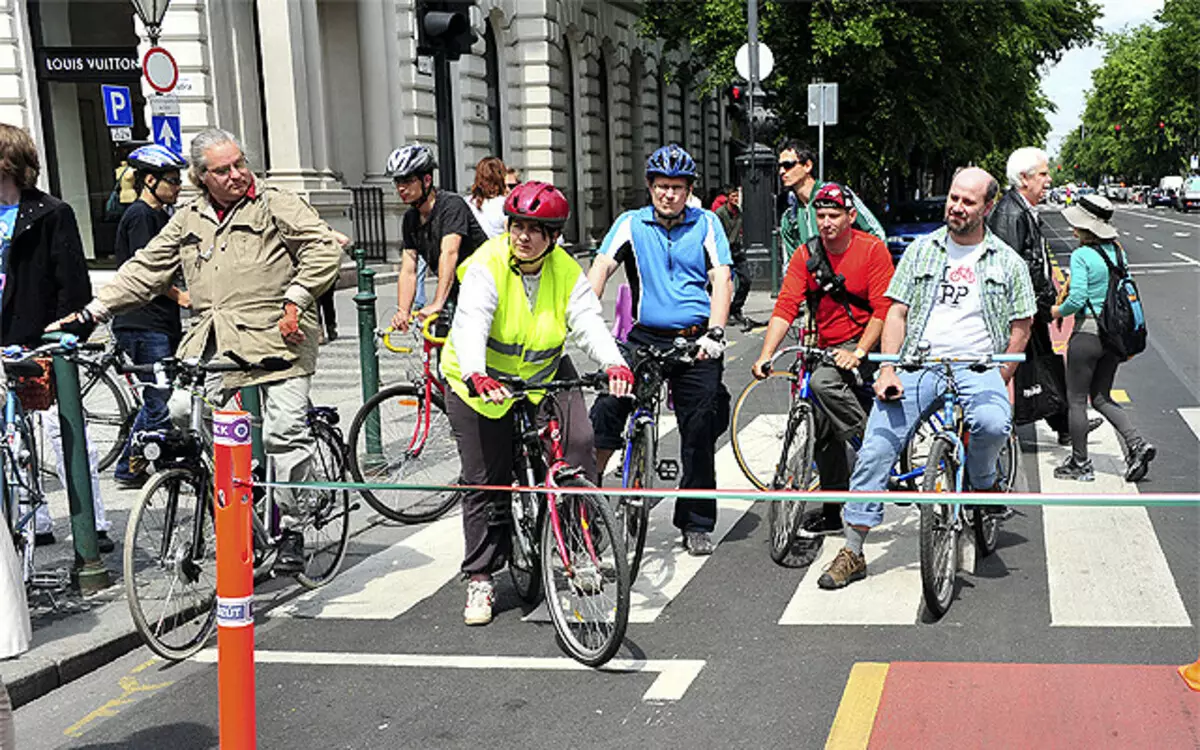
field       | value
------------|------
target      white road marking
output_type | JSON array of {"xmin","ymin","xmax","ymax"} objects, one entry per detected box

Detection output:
[
  {"xmin": 780, "ymin": 505, "xmax": 923, "ymax": 625},
  {"xmin": 1121, "ymin": 231, "xmax": 1131, "ymax": 236},
  {"xmin": 1170, "ymin": 252, "xmax": 1200, "ymax": 267},
  {"xmin": 1135, "ymin": 236, "xmax": 1145, "ymax": 242},
  {"xmin": 1129, "ymin": 261, "xmax": 1195, "ymax": 269},
  {"xmin": 280, "ymin": 513, "xmax": 463, "ymax": 620},
  {"xmin": 1115, "ymin": 207, "xmax": 1200, "ymax": 230},
  {"xmin": 1152, "ymin": 243, "xmax": 1163, "ymax": 249},
  {"xmin": 1036, "ymin": 422, "xmax": 1191, "ymax": 628},
  {"xmin": 1178, "ymin": 407, "xmax": 1200, "ymax": 441},
  {"xmin": 192, "ymin": 649, "xmax": 707, "ymax": 701},
  {"xmin": 1143, "ymin": 224, "xmax": 1158, "ymax": 228},
  {"xmin": 1175, "ymin": 231, "xmax": 1194, "ymax": 238}
]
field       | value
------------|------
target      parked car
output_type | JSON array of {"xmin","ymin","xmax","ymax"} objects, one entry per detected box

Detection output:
[
  {"xmin": 883, "ymin": 197, "xmax": 945, "ymax": 261},
  {"xmin": 1151, "ymin": 188, "xmax": 1177, "ymax": 208},
  {"xmin": 1177, "ymin": 176, "xmax": 1200, "ymax": 213}
]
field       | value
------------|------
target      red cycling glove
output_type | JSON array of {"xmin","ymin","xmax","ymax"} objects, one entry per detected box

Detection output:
[
  {"xmin": 606, "ymin": 364, "xmax": 634, "ymax": 387},
  {"xmin": 465, "ymin": 373, "xmax": 505, "ymax": 398}
]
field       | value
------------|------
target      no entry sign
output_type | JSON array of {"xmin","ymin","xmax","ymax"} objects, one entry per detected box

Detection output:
[{"xmin": 142, "ymin": 46, "xmax": 178, "ymax": 93}]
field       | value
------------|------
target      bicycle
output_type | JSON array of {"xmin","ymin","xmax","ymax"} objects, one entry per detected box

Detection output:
[
  {"xmin": 732, "ymin": 345, "xmax": 929, "ymax": 563},
  {"xmin": 613, "ymin": 337, "xmax": 695, "ymax": 581},
  {"xmin": 72, "ymin": 330, "xmax": 140, "ymax": 473},
  {"xmin": 346, "ymin": 314, "xmax": 460, "ymax": 523},
  {"xmin": 871, "ymin": 348, "xmax": 1023, "ymax": 618},
  {"xmin": 500, "ymin": 372, "xmax": 630, "ymax": 667},
  {"xmin": 122, "ymin": 353, "xmax": 352, "ymax": 660}
]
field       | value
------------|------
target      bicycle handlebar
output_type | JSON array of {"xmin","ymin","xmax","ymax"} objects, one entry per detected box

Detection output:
[
  {"xmin": 379, "ymin": 313, "xmax": 446, "ymax": 353},
  {"xmin": 121, "ymin": 352, "xmax": 293, "ymax": 391},
  {"xmin": 496, "ymin": 371, "xmax": 608, "ymax": 399},
  {"xmin": 869, "ymin": 352, "xmax": 1026, "ymax": 370}
]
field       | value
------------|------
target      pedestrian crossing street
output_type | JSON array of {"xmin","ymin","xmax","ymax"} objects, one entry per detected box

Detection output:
[{"xmin": 276, "ymin": 408, "xmax": 1196, "ymax": 633}]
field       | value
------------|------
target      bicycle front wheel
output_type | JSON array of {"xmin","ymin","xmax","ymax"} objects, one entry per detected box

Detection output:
[
  {"xmin": 767, "ymin": 403, "xmax": 815, "ymax": 564},
  {"xmin": 617, "ymin": 422, "xmax": 653, "ymax": 581},
  {"xmin": 508, "ymin": 485, "xmax": 542, "ymax": 603},
  {"xmin": 5, "ymin": 412, "xmax": 43, "ymax": 587},
  {"xmin": 732, "ymin": 372, "xmax": 799, "ymax": 490},
  {"xmin": 919, "ymin": 437, "xmax": 961, "ymax": 618},
  {"xmin": 81, "ymin": 366, "xmax": 135, "ymax": 472},
  {"xmin": 541, "ymin": 477, "xmax": 630, "ymax": 667},
  {"xmin": 347, "ymin": 383, "xmax": 460, "ymax": 523},
  {"xmin": 296, "ymin": 422, "xmax": 351, "ymax": 589},
  {"xmin": 124, "ymin": 467, "xmax": 217, "ymax": 660}
]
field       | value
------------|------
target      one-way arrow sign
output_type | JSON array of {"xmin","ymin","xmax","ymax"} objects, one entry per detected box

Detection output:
[{"xmin": 151, "ymin": 114, "xmax": 182, "ymax": 155}]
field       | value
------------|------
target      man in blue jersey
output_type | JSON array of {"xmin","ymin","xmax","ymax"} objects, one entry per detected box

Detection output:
[{"xmin": 588, "ymin": 144, "xmax": 733, "ymax": 556}]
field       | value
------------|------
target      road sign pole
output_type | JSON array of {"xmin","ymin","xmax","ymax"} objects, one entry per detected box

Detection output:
[{"xmin": 818, "ymin": 95, "xmax": 826, "ymax": 183}]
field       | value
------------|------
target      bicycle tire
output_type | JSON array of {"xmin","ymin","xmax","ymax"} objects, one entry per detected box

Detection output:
[
  {"xmin": 347, "ymin": 382, "xmax": 460, "ymax": 523},
  {"xmin": 541, "ymin": 476, "xmax": 630, "ymax": 667},
  {"xmin": 508, "ymin": 486, "xmax": 542, "ymax": 603},
  {"xmin": 919, "ymin": 437, "xmax": 960, "ymax": 618},
  {"xmin": 971, "ymin": 433, "xmax": 1017, "ymax": 557},
  {"xmin": 5, "ymin": 411, "xmax": 42, "ymax": 587},
  {"xmin": 767, "ymin": 403, "xmax": 814, "ymax": 564},
  {"xmin": 618, "ymin": 422, "xmax": 653, "ymax": 581},
  {"xmin": 296, "ymin": 422, "xmax": 351, "ymax": 589},
  {"xmin": 80, "ymin": 366, "xmax": 135, "ymax": 473},
  {"xmin": 731, "ymin": 372, "xmax": 799, "ymax": 490},
  {"xmin": 124, "ymin": 467, "xmax": 218, "ymax": 660}
]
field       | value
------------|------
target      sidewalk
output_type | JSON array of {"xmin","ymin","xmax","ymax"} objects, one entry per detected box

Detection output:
[{"xmin": 2, "ymin": 264, "xmax": 781, "ymax": 708}]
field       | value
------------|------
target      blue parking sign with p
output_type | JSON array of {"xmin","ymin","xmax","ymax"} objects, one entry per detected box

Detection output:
[{"xmin": 101, "ymin": 85, "xmax": 133, "ymax": 128}]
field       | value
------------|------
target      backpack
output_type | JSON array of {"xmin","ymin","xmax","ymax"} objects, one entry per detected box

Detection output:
[
  {"xmin": 103, "ymin": 166, "xmax": 130, "ymax": 222},
  {"xmin": 1086, "ymin": 243, "xmax": 1146, "ymax": 360},
  {"xmin": 803, "ymin": 236, "xmax": 873, "ymax": 326}
]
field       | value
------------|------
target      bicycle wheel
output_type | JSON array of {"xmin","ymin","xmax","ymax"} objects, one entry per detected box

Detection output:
[
  {"xmin": 5, "ymin": 413, "xmax": 42, "ymax": 587},
  {"xmin": 971, "ymin": 433, "xmax": 1017, "ymax": 557},
  {"xmin": 767, "ymin": 403, "xmax": 815, "ymax": 564},
  {"xmin": 81, "ymin": 366, "xmax": 135, "ymax": 473},
  {"xmin": 508, "ymin": 486, "xmax": 542, "ymax": 603},
  {"xmin": 617, "ymin": 421, "xmax": 653, "ymax": 581},
  {"xmin": 347, "ymin": 383, "xmax": 460, "ymax": 523},
  {"xmin": 919, "ymin": 437, "xmax": 961, "ymax": 618},
  {"xmin": 732, "ymin": 372, "xmax": 799, "ymax": 490},
  {"xmin": 296, "ymin": 422, "xmax": 351, "ymax": 589},
  {"xmin": 541, "ymin": 476, "xmax": 630, "ymax": 667},
  {"xmin": 124, "ymin": 467, "xmax": 217, "ymax": 660}
]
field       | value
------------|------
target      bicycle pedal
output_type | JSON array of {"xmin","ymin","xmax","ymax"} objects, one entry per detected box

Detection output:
[
  {"xmin": 655, "ymin": 458, "xmax": 679, "ymax": 481},
  {"xmin": 31, "ymin": 568, "xmax": 70, "ymax": 590}
]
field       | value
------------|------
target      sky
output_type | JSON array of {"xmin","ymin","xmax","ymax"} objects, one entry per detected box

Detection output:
[{"xmin": 1041, "ymin": 0, "xmax": 1164, "ymax": 155}]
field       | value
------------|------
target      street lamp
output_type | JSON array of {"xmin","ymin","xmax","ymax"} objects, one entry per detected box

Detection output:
[{"xmin": 130, "ymin": 0, "xmax": 171, "ymax": 46}]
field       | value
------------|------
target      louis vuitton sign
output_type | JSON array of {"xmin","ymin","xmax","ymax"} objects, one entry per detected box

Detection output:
[{"xmin": 37, "ymin": 47, "xmax": 141, "ymax": 82}]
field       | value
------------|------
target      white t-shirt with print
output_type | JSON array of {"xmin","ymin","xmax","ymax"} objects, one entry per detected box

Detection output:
[{"xmin": 922, "ymin": 236, "xmax": 992, "ymax": 358}]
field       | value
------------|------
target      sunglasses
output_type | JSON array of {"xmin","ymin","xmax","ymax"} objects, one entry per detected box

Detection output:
[
  {"xmin": 158, "ymin": 176, "xmax": 183, "ymax": 186},
  {"xmin": 505, "ymin": 182, "xmax": 519, "ymax": 190},
  {"xmin": 778, "ymin": 160, "xmax": 800, "ymax": 171}
]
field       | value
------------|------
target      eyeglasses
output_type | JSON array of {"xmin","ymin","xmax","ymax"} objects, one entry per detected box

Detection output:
[
  {"xmin": 652, "ymin": 183, "xmax": 689, "ymax": 195},
  {"xmin": 778, "ymin": 160, "xmax": 800, "ymax": 171},
  {"xmin": 159, "ymin": 176, "xmax": 183, "ymax": 186},
  {"xmin": 505, "ymin": 182, "xmax": 519, "ymax": 190},
  {"xmin": 208, "ymin": 158, "xmax": 248, "ymax": 178}
]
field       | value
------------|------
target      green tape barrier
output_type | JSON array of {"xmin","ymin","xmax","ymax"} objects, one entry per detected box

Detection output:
[{"xmin": 252, "ymin": 478, "xmax": 1200, "ymax": 507}]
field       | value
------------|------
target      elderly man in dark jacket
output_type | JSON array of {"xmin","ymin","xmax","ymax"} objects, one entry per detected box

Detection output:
[{"xmin": 988, "ymin": 146, "xmax": 1098, "ymax": 445}]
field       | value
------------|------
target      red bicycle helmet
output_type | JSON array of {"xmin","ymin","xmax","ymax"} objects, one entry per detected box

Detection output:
[{"xmin": 504, "ymin": 181, "xmax": 569, "ymax": 229}]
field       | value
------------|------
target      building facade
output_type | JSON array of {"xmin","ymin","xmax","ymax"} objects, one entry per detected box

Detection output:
[{"xmin": 0, "ymin": 0, "xmax": 733, "ymax": 259}]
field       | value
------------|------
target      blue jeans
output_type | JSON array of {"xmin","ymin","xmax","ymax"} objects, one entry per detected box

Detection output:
[
  {"xmin": 114, "ymin": 329, "xmax": 175, "ymax": 480},
  {"xmin": 844, "ymin": 367, "xmax": 1011, "ymax": 529},
  {"xmin": 414, "ymin": 257, "xmax": 428, "ymax": 308}
]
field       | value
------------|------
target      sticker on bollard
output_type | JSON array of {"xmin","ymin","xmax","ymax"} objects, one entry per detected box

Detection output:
[
  {"xmin": 214, "ymin": 412, "xmax": 253, "ymax": 446},
  {"xmin": 217, "ymin": 595, "xmax": 254, "ymax": 628}
]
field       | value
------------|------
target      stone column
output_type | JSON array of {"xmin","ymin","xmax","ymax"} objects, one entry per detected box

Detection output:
[{"xmin": 357, "ymin": 0, "xmax": 396, "ymax": 182}]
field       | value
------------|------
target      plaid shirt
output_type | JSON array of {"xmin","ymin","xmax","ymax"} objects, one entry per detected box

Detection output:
[{"xmin": 887, "ymin": 225, "xmax": 1036, "ymax": 358}]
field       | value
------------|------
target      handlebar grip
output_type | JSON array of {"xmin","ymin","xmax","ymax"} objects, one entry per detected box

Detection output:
[
  {"xmin": 868, "ymin": 353, "xmax": 901, "ymax": 363},
  {"xmin": 380, "ymin": 327, "xmax": 413, "ymax": 354},
  {"xmin": 421, "ymin": 314, "xmax": 447, "ymax": 346}
]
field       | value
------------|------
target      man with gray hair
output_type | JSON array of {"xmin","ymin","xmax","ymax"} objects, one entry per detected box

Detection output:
[
  {"xmin": 53, "ymin": 128, "xmax": 343, "ymax": 573},
  {"xmin": 988, "ymin": 146, "xmax": 1095, "ymax": 445}
]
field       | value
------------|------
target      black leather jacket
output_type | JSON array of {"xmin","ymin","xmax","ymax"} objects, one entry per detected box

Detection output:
[{"xmin": 988, "ymin": 188, "xmax": 1055, "ymax": 315}]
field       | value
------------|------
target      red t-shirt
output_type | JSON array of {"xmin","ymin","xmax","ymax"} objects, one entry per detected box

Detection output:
[{"xmin": 772, "ymin": 229, "xmax": 895, "ymax": 347}]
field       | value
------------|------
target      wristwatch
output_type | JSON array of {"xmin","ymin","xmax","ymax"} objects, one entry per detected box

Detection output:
[
  {"xmin": 853, "ymin": 347, "xmax": 867, "ymax": 360},
  {"xmin": 707, "ymin": 326, "xmax": 725, "ymax": 342}
]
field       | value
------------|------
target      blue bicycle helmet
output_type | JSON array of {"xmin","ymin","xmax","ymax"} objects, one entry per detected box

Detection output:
[
  {"xmin": 645, "ymin": 143, "xmax": 697, "ymax": 181},
  {"xmin": 128, "ymin": 143, "xmax": 188, "ymax": 172}
]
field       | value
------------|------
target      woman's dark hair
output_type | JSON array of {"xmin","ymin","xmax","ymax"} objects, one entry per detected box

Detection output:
[
  {"xmin": 470, "ymin": 157, "xmax": 507, "ymax": 208},
  {"xmin": 0, "ymin": 123, "xmax": 40, "ymax": 189}
]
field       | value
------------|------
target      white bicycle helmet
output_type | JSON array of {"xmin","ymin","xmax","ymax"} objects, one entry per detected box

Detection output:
[
  {"xmin": 386, "ymin": 144, "xmax": 437, "ymax": 180},
  {"xmin": 128, "ymin": 143, "xmax": 188, "ymax": 172}
]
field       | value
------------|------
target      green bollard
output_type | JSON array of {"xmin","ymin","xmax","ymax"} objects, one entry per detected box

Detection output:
[
  {"xmin": 238, "ymin": 385, "xmax": 266, "ymax": 469},
  {"xmin": 44, "ymin": 334, "xmax": 110, "ymax": 593},
  {"xmin": 770, "ymin": 228, "xmax": 781, "ymax": 298},
  {"xmin": 355, "ymin": 267, "xmax": 383, "ymax": 458}
]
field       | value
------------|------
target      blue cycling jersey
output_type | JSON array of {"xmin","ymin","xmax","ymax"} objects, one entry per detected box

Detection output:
[{"xmin": 597, "ymin": 206, "xmax": 732, "ymax": 330}]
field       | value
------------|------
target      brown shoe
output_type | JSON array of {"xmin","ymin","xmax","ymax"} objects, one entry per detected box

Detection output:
[{"xmin": 817, "ymin": 548, "xmax": 867, "ymax": 590}]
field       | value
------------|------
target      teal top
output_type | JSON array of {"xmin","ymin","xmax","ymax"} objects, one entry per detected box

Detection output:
[{"xmin": 1060, "ymin": 242, "xmax": 1121, "ymax": 317}]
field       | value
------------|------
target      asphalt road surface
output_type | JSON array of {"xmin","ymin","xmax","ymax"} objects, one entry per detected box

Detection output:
[{"xmin": 14, "ymin": 208, "xmax": 1200, "ymax": 749}]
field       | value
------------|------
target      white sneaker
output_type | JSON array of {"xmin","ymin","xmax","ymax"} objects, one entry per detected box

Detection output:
[{"xmin": 463, "ymin": 579, "xmax": 495, "ymax": 626}]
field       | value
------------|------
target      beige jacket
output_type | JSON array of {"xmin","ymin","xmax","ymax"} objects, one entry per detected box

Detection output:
[{"xmin": 95, "ymin": 178, "xmax": 342, "ymax": 388}]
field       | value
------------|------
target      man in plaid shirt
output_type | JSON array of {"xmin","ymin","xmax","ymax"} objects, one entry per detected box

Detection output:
[{"xmin": 819, "ymin": 167, "xmax": 1035, "ymax": 590}]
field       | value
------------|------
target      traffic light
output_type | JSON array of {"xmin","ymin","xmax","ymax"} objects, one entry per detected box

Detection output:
[
  {"xmin": 417, "ymin": 0, "xmax": 477, "ymax": 61},
  {"xmin": 727, "ymin": 84, "xmax": 745, "ymax": 122},
  {"xmin": 1113, "ymin": 123, "xmax": 1122, "ymax": 137},
  {"xmin": 1159, "ymin": 120, "xmax": 1167, "ymax": 131}
]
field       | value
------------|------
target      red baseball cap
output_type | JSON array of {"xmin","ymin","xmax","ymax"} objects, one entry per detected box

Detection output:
[{"xmin": 812, "ymin": 182, "xmax": 851, "ymax": 210}]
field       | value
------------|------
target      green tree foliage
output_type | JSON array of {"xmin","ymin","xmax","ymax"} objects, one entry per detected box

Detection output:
[
  {"xmin": 639, "ymin": 0, "xmax": 1099, "ymax": 202},
  {"xmin": 1059, "ymin": 0, "xmax": 1200, "ymax": 184}
]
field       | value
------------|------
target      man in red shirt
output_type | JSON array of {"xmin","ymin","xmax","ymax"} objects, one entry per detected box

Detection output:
[{"xmin": 751, "ymin": 183, "xmax": 895, "ymax": 535}]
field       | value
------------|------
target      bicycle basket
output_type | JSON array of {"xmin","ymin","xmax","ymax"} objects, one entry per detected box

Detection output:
[{"xmin": 12, "ymin": 358, "xmax": 55, "ymax": 412}]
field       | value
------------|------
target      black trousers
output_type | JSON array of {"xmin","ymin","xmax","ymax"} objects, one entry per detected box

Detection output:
[
  {"xmin": 590, "ymin": 326, "xmax": 731, "ymax": 533},
  {"xmin": 446, "ymin": 357, "xmax": 596, "ymax": 577},
  {"xmin": 1025, "ymin": 316, "xmax": 1069, "ymax": 434},
  {"xmin": 317, "ymin": 287, "xmax": 337, "ymax": 334},
  {"xmin": 730, "ymin": 247, "xmax": 751, "ymax": 316}
]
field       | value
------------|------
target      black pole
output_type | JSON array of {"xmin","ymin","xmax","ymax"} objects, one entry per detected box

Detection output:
[{"xmin": 434, "ymin": 53, "xmax": 457, "ymax": 191}]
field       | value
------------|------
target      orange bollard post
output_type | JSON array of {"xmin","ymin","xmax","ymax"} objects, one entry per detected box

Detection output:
[
  {"xmin": 213, "ymin": 410, "xmax": 256, "ymax": 749},
  {"xmin": 1180, "ymin": 654, "xmax": 1200, "ymax": 691}
]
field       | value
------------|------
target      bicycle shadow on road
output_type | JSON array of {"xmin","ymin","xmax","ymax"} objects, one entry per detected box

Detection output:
[{"xmin": 67, "ymin": 721, "xmax": 217, "ymax": 750}]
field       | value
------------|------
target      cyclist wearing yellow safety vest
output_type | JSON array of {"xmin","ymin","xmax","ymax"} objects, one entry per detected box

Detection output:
[{"xmin": 441, "ymin": 181, "xmax": 633, "ymax": 627}]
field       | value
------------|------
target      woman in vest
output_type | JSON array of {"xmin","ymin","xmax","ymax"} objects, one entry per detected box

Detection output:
[
  {"xmin": 441, "ymin": 181, "xmax": 633, "ymax": 626},
  {"xmin": 1050, "ymin": 194, "xmax": 1155, "ymax": 482}
]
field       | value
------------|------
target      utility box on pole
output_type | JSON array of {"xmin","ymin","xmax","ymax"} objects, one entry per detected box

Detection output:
[{"xmin": 737, "ymin": 143, "xmax": 779, "ymax": 289}]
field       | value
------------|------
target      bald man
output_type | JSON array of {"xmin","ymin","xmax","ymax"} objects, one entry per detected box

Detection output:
[{"xmin": 818, "ymin": 167, "xmax": 1036, "ymax": 590}]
